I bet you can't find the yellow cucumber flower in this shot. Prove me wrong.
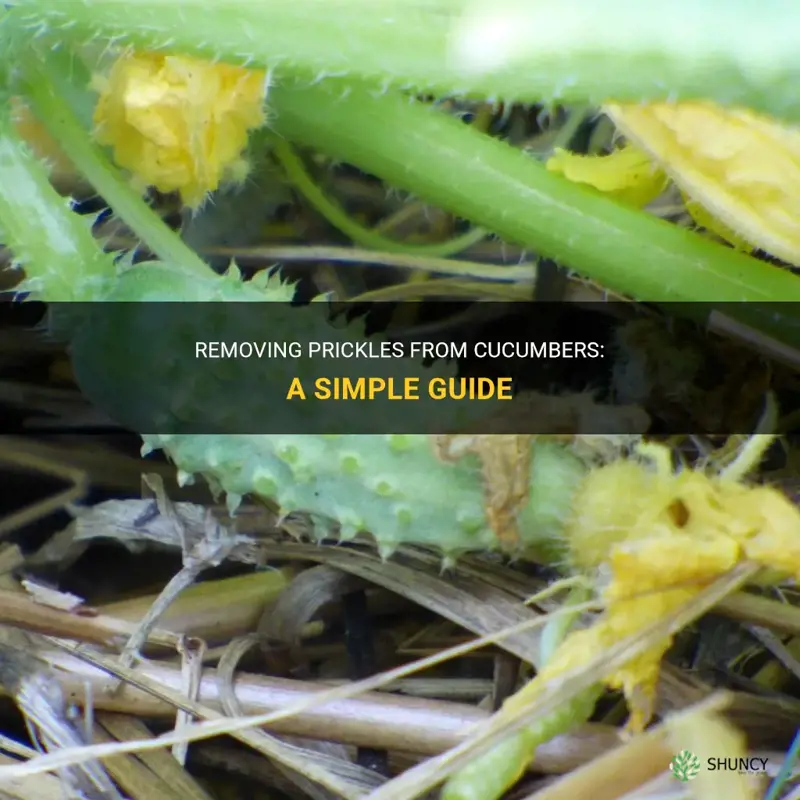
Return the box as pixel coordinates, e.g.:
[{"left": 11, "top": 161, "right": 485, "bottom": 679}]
[
  {"left": 547, "top": 101, "right": 800, "bottom": 265},
  {"left": 92, "top": 52, "right": 269, "bottom": 208},
  {"left": 504, "top": 436, "right": 800, "bottom": 734}
]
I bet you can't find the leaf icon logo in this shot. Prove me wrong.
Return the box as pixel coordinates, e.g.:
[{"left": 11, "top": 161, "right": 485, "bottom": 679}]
[{"left": 670, "top": 750, "right": 701, "bottom": 782}]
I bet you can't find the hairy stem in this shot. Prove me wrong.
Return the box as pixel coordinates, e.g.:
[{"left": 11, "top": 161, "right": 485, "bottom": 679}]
[
  {"left": 13, "top": 0, "right": 800, "bottom": 120},
  {"left": 0, "top": 103, "right": 115, "bottom": 302},
  {"left": 268, "top": 77, "right": 800, "bottom": 305},
  {"left": 17, "top": 47, "right": 211, "bottom": 276}
]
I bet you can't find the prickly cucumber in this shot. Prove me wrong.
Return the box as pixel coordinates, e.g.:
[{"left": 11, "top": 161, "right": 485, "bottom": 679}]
[{"left": 69, "top": 260, "right": 588, "bottom": 557}]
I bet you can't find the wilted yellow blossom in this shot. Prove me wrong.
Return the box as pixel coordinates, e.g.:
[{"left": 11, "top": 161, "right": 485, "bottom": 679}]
[
  {"left": 547, "top": 102, "right": 800, "bottom": 265},
  {"left": 546, "top": 140, "right": 756, "bottom": 252},
  {"left": 92, "top": 52, "right": 268, "bottom": 207},
  {"left": 505, "top": 436, "right": 800, "bottom": 733},
  {"left": 606, "top": 102, "right": 800, "bottom": 264}
]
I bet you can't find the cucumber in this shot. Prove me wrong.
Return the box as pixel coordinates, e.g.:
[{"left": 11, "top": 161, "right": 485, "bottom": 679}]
[{"left": 69, "top": 260, "right": 588, "bottom": 557}]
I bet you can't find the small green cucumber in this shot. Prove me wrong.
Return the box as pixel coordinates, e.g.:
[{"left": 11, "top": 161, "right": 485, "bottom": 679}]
[
  {"left": 69, "top": 261, "right": 588, "bottom": 557},
  {"left": 143, "top": 430, "right": 585, "bottom": 557}
]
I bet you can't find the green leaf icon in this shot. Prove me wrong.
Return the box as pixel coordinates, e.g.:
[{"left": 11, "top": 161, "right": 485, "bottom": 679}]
[{"left": 670, "top": 750, "right": 701, "bottom": 782}]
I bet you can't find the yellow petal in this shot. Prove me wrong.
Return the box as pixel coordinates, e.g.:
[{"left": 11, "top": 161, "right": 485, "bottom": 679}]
[
  {"left": 683, "top": 196, "right": 755, "bottom": 252},
  {"left": 605, "top": 101, "right": 800, "bottom": 265},
  {"left": 723, "top": 484, "right": 800, "bottom": 575},
  {"left": 93, "top": 52, "right": 268, "bottom": 207},
  {"left": 507, "top": 437, "right": 800, "bottom": 735},
  {"left": 546, "top": 144, "right": 669, "bottom": 208},
  {"left": 504, "top": 583, "right": 700, "bottom": 734}
]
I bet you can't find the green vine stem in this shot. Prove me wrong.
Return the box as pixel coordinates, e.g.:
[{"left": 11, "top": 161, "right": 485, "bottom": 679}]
[
  {"left": 442, "top": 684, "right": 603, "bottom": 800},
  {"left": 13, "top": 0, "right": 800, "bottom": 121},
  {"left": 0, "top": 103, "right": 115, "bottom": 302},
  {"left": 443, "top": 583, "right": 600, "bottom": 800},
  {"left": 16, "top": 46, "right": 211, "bottom": 279},
  {"left": 7, "top": 5, "right": 800, "bottom": 333},
  {"left": 267, "top": 77, "right": 800, "bottom": 305},
  {"left": 271, "top": 136, "right": 488, "bottom": 256}
]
